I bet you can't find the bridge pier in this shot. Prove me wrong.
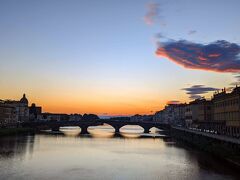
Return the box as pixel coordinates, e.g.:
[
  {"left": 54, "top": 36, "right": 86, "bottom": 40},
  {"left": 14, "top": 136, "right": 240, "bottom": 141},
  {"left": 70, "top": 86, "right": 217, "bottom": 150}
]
[
  {"left": 80, "top": 126, "right": 89, "bottom": 134},
  {"left": 52, "top": 126, "right": 60, "bottom": 131},
  {"left": 115, "top": 127, "right": 120, "bottom": 133},
  {"left": 111, "top": 125, "right": 122, "bottom": 134},
  {"left": 144, "top": 128, "right": 150, "bottom": 133},
  {"left": 142, "top": 125, "right": 153, "bottom": 133}
]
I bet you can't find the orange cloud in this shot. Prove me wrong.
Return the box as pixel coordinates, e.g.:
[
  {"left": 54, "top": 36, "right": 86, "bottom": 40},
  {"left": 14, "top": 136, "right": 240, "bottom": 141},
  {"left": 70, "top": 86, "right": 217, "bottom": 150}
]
[{"left": 208, "top": 54, "right": 221, "bottom": 57}]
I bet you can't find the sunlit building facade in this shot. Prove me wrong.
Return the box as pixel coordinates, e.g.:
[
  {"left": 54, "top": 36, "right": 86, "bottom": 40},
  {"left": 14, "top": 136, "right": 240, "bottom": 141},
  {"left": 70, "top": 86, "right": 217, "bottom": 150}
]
[
  {"left": 154, "top": 104, "right": 186, "bottom": 126},
  {"left": 212, "top": 87, "right": 240, "bottom": 136},
  {"left": 189, "top": 99, "right": 213, "bottom": 127}
]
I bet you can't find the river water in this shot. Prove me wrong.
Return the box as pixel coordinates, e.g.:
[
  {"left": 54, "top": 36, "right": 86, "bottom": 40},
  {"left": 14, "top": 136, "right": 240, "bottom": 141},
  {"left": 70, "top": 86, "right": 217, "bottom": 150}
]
[{"left": 0, "top": 125, "right": 239, "bottom": 180}]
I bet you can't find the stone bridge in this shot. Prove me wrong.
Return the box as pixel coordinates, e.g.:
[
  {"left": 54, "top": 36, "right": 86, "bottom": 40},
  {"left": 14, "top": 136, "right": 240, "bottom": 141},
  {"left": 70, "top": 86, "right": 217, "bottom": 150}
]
[{"left": 22, "top": 119, "right": 170, "bottom": 134}]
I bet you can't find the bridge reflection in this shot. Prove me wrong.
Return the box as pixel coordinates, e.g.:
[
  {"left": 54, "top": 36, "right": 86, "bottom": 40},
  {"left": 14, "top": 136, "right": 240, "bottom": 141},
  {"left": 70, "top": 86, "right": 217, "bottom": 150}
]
[
  {"left": 59, "top": 126, "right": 81, "bottom": 136},
  {"left": 88, "top": 125, "right": 115, "bottom": 138}
]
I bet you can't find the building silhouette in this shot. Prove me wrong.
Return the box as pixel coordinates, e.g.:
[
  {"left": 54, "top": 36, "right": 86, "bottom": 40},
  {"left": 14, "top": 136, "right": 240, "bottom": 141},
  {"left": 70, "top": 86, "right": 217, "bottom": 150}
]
[{"left": 0, "top": 94, "right": 30, "bottom": 127}]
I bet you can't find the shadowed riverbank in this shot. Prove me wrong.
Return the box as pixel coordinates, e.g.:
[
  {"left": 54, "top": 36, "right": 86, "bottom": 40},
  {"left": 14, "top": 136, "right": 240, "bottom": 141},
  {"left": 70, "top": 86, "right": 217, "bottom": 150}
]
[{"left": 0, "top": 127, "right": 34, "bottom": 136}]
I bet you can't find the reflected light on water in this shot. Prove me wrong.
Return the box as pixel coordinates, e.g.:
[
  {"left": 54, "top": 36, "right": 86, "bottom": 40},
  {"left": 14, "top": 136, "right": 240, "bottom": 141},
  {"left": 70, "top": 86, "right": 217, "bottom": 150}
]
[
  {"left": 88, "top": 125, "right": 115, "bottom": 138},
  {"left": 88, "top": 125, "right": 145, "bottom": 138},
  {"left": 120, "top": 125, "right": 144, "bottom": 138},
  {"left": 0, "top": 133, "right": 239, "bottom": 179},
  {"left": 59, "top": 126, "right": 81, "bottom": 136},
  {"left": 120, "top": 132, "right": 141, "bottom": 138},
  {"left": 150, "top": 127, "right": 160, "bottom": 133}
]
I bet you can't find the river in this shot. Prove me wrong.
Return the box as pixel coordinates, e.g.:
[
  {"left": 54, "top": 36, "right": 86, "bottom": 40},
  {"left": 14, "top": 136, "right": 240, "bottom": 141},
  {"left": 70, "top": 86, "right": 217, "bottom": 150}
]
[{"left": 0, "top": 125, "right": 239, "bottom": 180}]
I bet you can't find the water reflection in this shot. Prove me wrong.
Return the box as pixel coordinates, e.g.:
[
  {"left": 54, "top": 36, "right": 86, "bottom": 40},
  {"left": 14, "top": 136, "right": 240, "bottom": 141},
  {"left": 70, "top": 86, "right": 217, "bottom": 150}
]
[
  {"left": 60, "top": 126, "right": 81, "bottom": 136},
  {"left": 0, "top": 133, "right": 239, "bottom": 180},
  {"left": 0, "top": 135, "right": 35, "bottom": 179},
  {"left": 0, "top": 135, "right": 34, "bottom": 159},
  {"left": 150, "top": 127, "right": 162, "bottom": 134},
  {"left": 88, "top": 125, "right": 145, "bottom": 138},
  {"left": 88, "top": 125, "right": 115, "bottom": 138},
  {"left": 120, "top": 125, "right": 143, "bottom": 138}
]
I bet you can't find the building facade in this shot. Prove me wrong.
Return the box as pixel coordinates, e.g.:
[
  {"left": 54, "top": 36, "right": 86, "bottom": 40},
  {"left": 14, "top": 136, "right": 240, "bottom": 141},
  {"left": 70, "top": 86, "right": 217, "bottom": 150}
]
[
  {"left": 0, "top": 104, "right": 18, "bottom": 127},
  {"left": 212, "top": 87, "right": 240, "bottom": 136},
  {"left": 29, "top": 103, "right": 42, "bottom": 121},
  {"left": 153, "top": 110, "right": 165, "bottom": 123},
  {"left": 0, "top": 94, "right": 29, "bottom": 127},
  {"left": 192, "top": 99, "right": 212, "bottom": 122},
  {"left": 153, "top": 104, "right": 186, "bottom": 126},
  {"left": 4, "top": 94, "right": 29, "bottom": 123}
]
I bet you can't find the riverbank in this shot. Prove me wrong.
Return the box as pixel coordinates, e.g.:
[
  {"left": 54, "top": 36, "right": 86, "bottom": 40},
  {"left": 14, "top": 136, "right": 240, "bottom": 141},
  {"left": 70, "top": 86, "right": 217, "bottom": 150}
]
[
  {"left": 171, "top": 127, "right": 240, "bottom": 170},
  {"left": 0, "top": 128, "right": 34, "bottom": 136}
]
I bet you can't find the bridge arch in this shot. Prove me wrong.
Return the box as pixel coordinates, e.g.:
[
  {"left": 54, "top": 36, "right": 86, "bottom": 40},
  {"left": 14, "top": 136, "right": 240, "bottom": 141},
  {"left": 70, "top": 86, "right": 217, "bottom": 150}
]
[
  {"left": 119, "top": 125, "right": 144, "bottom": 133},
  {"left": 22, "top": 120, "right": 171, "bottom": 135},
  {"left": 87, "top": 123, "right": 115, "bottom": 137},
  {"left": 59, "top": 126, "right": 81, "bottom": 136},
  {"left": 98, "top": 122, "right": 124, "bottom": 133},
  {"left": 87, "top": 123, "right": 115, "bottom": 132},
  {"left": 149, "top": 127, "right": 162, "bottom": 133}
]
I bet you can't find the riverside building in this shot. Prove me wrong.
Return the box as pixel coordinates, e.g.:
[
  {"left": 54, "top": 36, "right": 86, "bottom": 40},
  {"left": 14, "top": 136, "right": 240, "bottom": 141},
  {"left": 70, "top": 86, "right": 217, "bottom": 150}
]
[
  {"left": 0, "top": 94, "right": 29, "bottom": 128},
  {"left": 212, "top": 87, "right": 240, "bottom": 136}
]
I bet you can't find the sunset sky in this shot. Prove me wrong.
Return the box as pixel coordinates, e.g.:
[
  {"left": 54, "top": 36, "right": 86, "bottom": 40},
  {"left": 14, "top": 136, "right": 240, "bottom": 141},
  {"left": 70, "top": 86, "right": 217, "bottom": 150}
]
[{"left": 0, "top": 0, "right": 240, "bottom": 116}]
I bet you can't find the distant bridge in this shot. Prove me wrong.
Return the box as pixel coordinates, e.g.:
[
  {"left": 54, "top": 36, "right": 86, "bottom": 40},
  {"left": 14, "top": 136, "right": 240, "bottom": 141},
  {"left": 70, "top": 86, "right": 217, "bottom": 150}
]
[{"left": 22, "top": 119, "right": 170, "bottom": 134}]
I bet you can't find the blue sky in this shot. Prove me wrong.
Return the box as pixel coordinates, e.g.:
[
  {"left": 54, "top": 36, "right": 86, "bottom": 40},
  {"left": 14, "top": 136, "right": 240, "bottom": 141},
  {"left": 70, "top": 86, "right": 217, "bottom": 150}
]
[{"left": 0, "top": 0, "right": 239, "bottom": 115}]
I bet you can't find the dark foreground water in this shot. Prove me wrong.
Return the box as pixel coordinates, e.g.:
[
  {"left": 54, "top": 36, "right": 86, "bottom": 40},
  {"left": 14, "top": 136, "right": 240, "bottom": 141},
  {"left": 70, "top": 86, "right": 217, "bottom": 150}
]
[{"left": 0, "top": 127, "right": 240, "bottom": 180}]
